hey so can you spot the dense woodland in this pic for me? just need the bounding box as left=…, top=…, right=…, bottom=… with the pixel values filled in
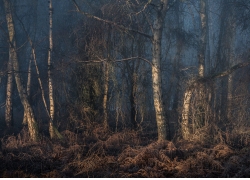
left=0, top=0, right=250, bottom=177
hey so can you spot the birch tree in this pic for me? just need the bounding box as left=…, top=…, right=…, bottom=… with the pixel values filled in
left=5, top=44, right=13, bottom=127
left=181, top=0, right=207, bottom=139
left=48, top=0, right=63, bottom=139
left=198, top=0, right=206, bottom=78
left=23, top=56, right=32, bottom=125
left=72, top=0, right=178, bottom=140
left=3, top=0, right=39, bottom=141
left=103, top=60, right=109, bottom=129
left=150, top=0, right=171, bottom=140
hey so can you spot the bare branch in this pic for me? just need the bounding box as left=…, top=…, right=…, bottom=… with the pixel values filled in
left=134, top=0, right=152, bottom=15
left=185, top=59, right=250, bottom=91
left=15, top=14, right=51, bottom=120
left=71, top=0, right=152, bottom=39
left=208, top=60, right=250, bottom=79
left=77, top=56, right=153, bottom=66
left=196, top=60, right=250, bottom=84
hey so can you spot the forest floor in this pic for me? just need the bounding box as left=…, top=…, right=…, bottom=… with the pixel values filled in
left=0, top=126, right=250, bottom=178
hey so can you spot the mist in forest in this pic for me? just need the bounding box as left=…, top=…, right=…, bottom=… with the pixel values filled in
left=0, top=0, right=250, bottom=177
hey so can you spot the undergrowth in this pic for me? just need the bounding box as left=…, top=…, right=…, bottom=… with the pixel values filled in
left=0, top=126, right=250, bottom=177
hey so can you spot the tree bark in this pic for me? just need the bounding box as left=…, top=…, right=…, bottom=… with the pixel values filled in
left=198, top=0, right=206, bottom=78
left=23, top=56, right=32, bottom=125
left=181, top=0, right=207, bottom=139
left=48, top=0, right=56, bottom=139
left=5, top=46, right=13, bottom=127
left=72, top=0, right=177, bottom=140
left=151, top=0, right=170, bottom=141
left=103, top=61, right=109, bottom=129
left=4, top=0, right=39, bottom=141
left=181, top=89, right=192, bottom=139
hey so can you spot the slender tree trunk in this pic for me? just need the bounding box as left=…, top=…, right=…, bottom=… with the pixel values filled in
left=181, top=89, right=192, bottom=139
left=103, top=61, right=109, bottom=129
left=181, top=0, right=207, bottom=139
left=4, top=0, right=39, bottom=141
left=32, top=45, right=50, bottom=118
left=205, top=0, right=213, bottom=124
left=27, top=24, right=63, bottom=140
left=48, top=0, right=56, bottom=138
left=198, top=0, right=206, bottom=78
left=151, top=0, right=169, bottom=141
left=226, top=0, right=236, bottom=121
left=205, top=0, right=211, bottom=73
left=172, top=0, right=183, bottom=111
left=17, top=16, right=53, bottom=127
left=197, top=0, right=207, bottom=127
left=152, top=32, right=167, bottom=141
left=129, top=42, right=140, bottom=130
left=130, top=72, right=137, bottom=129
left=5, top=47, right=13, bottom=127
left=23, top=56, right=32, bottom=125
left=103, top=26, right=112, bottom=130
left=71, top=0, right=173, bottom=140
left=134, top=39, right=143, bottom=128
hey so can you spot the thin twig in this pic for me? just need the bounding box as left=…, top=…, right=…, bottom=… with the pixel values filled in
left=77, top=56, right=153, bottom=66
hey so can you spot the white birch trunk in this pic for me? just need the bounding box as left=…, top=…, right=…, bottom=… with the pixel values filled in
left=151, top=0, right=169, bottom=140
left=48, top=0, right=55, bottom=138
left=4, top=0, right=39, bottom=141
left=198, top=0, right=206, bottom=78
left=181, top=0, right=207, bottom=139
left=23, top=56, right=32, bottom=125
left=181, top=89, right=192, bottom=139
left=5, top=48, right=13, bottom=127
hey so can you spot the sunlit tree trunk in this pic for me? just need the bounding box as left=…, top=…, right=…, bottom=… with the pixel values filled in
left=181, top=89, right=192, bottom=139
left=4, top=0, right=39, bottom=141
left=71, top=0, right=174, bottom=140
left=17, top=15, right=54, bottom=131
left=23, top=56, right=32, bottom=125
left=48, top=0, right=56, bottom=138
left=5, top=47, right=13, bottom=127
left=27, top=24, right=63, bottom=140
left=151, top=0, right=170, bottom=141
left=181, top=0, right=207, bottom=139
left=198, top=0, right=206, bottom=78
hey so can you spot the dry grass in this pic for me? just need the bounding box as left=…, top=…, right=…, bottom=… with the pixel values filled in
left=1, top=126, right=250, bottom=177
